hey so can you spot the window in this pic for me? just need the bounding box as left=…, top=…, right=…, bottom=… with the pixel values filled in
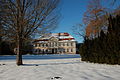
left=35, top=49, right=37, bottom=52
left=35, top=44, right=37, bottom=47
left=63, top=49, right=65, bottom=52
left=67, top=43, right=69, bottom=46
left=39, top=49, right=41, bottom=52
left=46, top=44, right=48, bottom=47
left=71, top=49, right=73, bottom=52
left=59, top=43, right=61, bottom=46
left=67, top=49, right=69, bottom=52
left=39, top=44, right=41, bottom=47
left=35, top=49, right=39, bottom=52
left=42, top=44, right=44, bottom=47
left=55, top=43, right=57, bottom=46
left=46, top=49, right=48, bottom=52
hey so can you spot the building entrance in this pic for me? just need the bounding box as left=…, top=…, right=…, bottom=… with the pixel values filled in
left=52, top=48, right=57, bottom=54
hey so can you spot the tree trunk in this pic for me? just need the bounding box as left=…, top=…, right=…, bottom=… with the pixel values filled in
left=0, top=37, right=1, bottom=54
left=0, top=21, right=2, bottom=54
left=16, top=38, right=23, bottom=65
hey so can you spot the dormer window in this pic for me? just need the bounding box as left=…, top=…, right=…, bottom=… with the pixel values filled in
left=49, top=37, right=59, bottom=41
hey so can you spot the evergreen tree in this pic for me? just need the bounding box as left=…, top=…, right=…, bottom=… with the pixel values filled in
left=80, top=15, right=120, bottom=65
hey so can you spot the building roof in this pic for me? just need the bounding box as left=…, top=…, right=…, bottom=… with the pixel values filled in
left=34, top=33, right=76, bottom=43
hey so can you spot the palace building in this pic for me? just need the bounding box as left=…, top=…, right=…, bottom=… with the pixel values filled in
left=33, top=33, right=76, bottom=54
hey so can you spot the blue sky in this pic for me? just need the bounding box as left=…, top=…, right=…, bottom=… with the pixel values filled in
left=53, top=0, right=88, bottom=43
left=53, top=0, right=120, bottom=43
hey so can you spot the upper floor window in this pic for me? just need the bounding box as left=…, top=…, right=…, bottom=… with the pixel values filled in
left=59, top=43, right=61, bottom=46
left=39, top=44, right=41, bottom=47
left=49, top=43, right=51, bottom=47
left=55, top=43, right=57, bottom=46
left=35, top=44, right=37, bottom=47
left=42, top=44, right=44, bottom=47
left=46, top=44, right=48, bottom=47
left=67, top=43, right=69, bottom=46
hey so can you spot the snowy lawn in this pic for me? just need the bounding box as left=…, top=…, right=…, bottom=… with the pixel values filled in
left=0, top=54, right=120, bottom=80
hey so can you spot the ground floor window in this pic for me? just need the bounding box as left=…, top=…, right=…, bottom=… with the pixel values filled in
left=71, top=49, right=73, bottom=52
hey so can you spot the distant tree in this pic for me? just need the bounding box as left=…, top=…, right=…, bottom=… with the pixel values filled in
left=2, top=0, right=60, bottom=65
left=72, top=24, right=86, bottom=39
left=84, top=0, right=120, bottom=38
left=83, top=0, right=106, bottom=24
left=83, top=0, right=108, bottom=38
left=110, top=0, right=119, bottom=6
left=0, top=41, right=14, bottom=55
left=0, top=0, right=8, bottom=54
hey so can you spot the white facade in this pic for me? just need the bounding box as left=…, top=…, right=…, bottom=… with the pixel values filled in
left=33, top=33, right=76, bottom=54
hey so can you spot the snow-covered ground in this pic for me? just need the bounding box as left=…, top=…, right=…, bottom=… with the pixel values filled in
left=0, top=54, right=120, bottom=80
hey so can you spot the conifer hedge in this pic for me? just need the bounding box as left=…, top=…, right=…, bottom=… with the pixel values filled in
left=80, top=15, right=120, bottom=65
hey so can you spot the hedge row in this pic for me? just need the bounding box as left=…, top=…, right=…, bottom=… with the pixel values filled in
left=80, top=15, right=120, bottom=65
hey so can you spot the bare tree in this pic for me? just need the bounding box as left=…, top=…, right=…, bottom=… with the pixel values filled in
left=72, top=24, right=86, bottom=40
left=83, top=0, right=120, bottom=38
left=2, top=0, right=60, bottom=65
left=110, top=0, right=118, bottom=6
left=83, top=0, right=108, bottom=38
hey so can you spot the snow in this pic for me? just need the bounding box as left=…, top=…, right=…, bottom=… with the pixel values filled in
left=0, top=54, right=120, bottom=80
left=36, top=33, right=76, bottom=42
